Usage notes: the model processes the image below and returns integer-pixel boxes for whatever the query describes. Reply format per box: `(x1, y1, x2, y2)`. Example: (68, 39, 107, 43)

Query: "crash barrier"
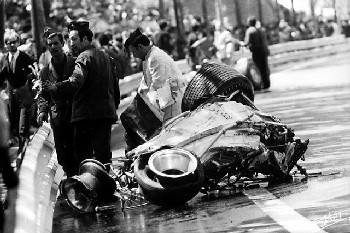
(5, 123, 64, 233)
(120, 35, 350, 105)
(268, 35, 350, 69)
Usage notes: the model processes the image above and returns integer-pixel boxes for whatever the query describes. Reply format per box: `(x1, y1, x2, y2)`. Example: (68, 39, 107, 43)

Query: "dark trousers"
(73, 119, 113, 170)
(8, 94, 32, 146)
(51, 110, 76, 177)
(252, 50, 269, 86)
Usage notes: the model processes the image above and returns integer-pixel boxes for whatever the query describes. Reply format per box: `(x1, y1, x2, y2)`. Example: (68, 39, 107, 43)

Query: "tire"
(245, 62, 263, 91)
(134, 156, 204, 206)
(181, 62, 254, 112)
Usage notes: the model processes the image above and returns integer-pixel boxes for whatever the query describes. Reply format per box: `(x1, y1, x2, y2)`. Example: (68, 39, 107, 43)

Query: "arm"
(36, 68, 51, 125)
(110, 57, 120, 109)
(45, 54, 89, 95)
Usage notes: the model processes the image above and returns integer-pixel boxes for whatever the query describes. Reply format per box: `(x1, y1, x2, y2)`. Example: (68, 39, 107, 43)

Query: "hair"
(47, 32, 65, 44)
(98, 33, 110, 46)
(248, 16, 257, 27)
(159, 20, 168, 30)
(77, 28, 93, 42)
(130, 34, 150, 48)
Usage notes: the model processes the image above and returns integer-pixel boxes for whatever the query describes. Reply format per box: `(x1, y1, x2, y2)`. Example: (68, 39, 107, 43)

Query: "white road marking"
(243, 188, 327, 233)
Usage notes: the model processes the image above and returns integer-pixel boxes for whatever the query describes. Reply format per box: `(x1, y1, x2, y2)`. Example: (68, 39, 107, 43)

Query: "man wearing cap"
(37, 31, 77, 177)
(0, 29, 36, 150)
(42, 21, 120, 171)
(124, 28, 186, 124)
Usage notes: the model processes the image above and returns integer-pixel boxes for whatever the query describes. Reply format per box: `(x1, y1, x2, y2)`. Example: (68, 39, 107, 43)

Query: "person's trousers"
(9, 96, 32, 149)
(73, 119, 113, 171)
(252, 50, 269, 85)
(51, 116, 76, 177)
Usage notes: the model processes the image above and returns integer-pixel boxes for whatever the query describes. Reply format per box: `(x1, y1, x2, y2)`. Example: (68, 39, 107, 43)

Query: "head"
(248, 16, 257, 27)
(98, 33, 110, 47)
(4, 29, 20, 53)
(67, 21, 93, 56)
(46, 32, 65, 60)
(159, 20, 168, 31)
(124, 28, 151, 60)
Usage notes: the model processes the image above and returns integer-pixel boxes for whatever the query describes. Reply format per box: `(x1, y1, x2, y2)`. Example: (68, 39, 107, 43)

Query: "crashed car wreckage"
(60, 62, 309, 212)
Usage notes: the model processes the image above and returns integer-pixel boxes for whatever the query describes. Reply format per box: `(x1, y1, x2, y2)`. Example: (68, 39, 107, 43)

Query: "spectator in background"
(0, 29, 36, 151)
(37, 31, 77, 177)
(38, 27, 54, 70)
(42, 21, 120, 172)
(155, 20, 174, 56)
(215, 27, 243, 64)
(244, 16, 270, 89)
(341, 19, 350, 38)
(0, 96, 18, 233)
(99, 33, 125, 80)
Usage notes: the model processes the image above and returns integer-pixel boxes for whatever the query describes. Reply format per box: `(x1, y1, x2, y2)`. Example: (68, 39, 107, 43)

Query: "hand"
(37, 112, 48, 126)
(41, 80, 57, 92)
(28, 62, 39, 77)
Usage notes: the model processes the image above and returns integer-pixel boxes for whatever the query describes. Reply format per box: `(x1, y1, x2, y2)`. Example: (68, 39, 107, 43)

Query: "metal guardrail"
(4, 123, 64, 233)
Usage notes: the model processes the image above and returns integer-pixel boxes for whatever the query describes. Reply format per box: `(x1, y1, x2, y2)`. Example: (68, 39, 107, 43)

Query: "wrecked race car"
(122, 62, 309, 207)
(60, 62, 309, 212)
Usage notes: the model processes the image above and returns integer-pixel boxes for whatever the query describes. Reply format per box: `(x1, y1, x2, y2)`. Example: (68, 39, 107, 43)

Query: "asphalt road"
(53, 52, 350, 233)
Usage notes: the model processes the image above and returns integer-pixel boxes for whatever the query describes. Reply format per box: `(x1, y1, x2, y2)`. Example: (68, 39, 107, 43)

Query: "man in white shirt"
(124, 28, 186, 124)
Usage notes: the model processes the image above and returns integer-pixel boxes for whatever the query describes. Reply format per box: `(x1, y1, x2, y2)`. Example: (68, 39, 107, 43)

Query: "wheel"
(246, 62, 263, 91)
(134, 150, 204, 206)
(181, 62, 254, 112)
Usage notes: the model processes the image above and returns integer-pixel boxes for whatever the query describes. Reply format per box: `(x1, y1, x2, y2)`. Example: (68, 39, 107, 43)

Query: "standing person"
(98, 33, 125, 80)
(155, 20, 174, 56)
(121, 28, 186, 151)
(37, 31, 77, 177)
(0, 29, 36, 151)
(42, 21, 120, 172)
(244, 16, 270, 89)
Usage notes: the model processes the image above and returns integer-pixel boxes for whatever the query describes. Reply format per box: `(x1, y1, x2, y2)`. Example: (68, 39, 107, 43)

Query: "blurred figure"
(38, 27, 54, 70)
(98, 33, 126, 79)
(215, 27, 243, 64)
(42, 21, 120, 172)
(244, 16, 270, 89)
(37, 31, 77, 177)
(341, 19, 350, 38)
(0, 95, 18, 233)
(155, 20, 174, 55)
(0, 29, 36, 151)
(17, 38, 37, 61)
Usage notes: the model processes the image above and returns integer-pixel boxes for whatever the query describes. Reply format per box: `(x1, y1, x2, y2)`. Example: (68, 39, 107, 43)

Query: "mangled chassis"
(128, 97, 309, 206)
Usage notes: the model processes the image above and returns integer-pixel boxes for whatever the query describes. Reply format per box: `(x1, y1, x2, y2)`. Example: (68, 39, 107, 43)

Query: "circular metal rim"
(148, 148, 198, 179)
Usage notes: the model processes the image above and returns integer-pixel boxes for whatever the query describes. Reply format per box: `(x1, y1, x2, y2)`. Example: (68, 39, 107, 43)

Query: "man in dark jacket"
(0, 29, 35, 150)
(37, 31, 77, 176)
(244, 16, 270, 89)
(43, 21, 120, 171)
(155, 20, 174, 55)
